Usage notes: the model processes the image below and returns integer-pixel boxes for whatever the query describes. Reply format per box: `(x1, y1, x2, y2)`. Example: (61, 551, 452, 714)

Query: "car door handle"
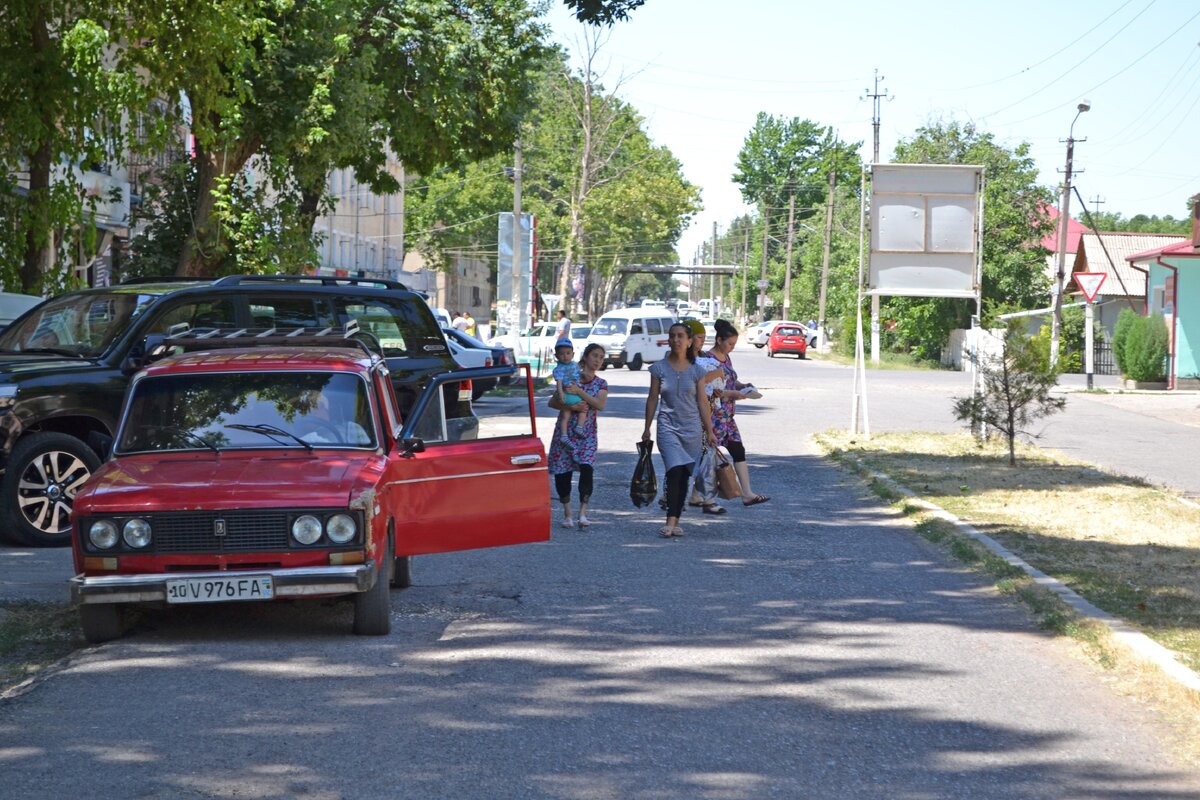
(510, 454, 542, 466)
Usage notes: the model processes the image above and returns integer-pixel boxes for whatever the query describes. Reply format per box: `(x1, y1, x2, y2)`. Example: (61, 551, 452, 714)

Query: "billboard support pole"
(851, 166, 870, 437)
(870, 295, 880, 363)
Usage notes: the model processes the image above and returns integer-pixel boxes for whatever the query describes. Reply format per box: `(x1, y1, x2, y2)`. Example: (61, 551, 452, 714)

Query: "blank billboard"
(869, 164, 982, 298)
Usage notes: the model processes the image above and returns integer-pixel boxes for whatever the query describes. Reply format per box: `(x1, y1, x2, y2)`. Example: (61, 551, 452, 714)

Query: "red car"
(767, 323, 808, 359)
(69, 329, 550, 642)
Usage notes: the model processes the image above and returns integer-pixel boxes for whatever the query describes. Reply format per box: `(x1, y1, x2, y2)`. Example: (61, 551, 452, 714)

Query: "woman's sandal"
(742, 494, 770, 507)
(658, 525, 684, 538)
(702, 504, 727, 515)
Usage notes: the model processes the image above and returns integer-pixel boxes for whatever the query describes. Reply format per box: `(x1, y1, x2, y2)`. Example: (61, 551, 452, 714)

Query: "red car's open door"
(387, 365, 550, 556)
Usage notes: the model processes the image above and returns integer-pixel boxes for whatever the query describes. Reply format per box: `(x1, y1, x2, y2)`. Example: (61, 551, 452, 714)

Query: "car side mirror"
(399, 437, 426, 458)
(121, 333, 168, 373)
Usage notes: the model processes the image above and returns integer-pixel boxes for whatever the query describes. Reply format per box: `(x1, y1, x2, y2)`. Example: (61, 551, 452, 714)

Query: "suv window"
(250, 298, 336, 329)
(335, 298, 443, 357)
(645, 318, 662, 335)
(146, 299, 238, 334)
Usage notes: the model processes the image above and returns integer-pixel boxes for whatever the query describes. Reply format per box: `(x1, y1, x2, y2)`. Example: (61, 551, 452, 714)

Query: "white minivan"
(587, 307, 677, 370)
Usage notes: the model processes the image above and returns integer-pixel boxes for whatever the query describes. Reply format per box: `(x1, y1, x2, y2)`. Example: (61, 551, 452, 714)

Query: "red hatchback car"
(69, 330, 550, 642)
(767, 323, 808, 359)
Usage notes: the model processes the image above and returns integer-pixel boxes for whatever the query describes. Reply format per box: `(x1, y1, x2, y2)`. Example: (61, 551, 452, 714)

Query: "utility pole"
(1050, 101, 1090, 368)
(1090, 194, 1106, 217)
(512, 139, 523, 331)
(758, 206, 770, 324)
(740, 223, 749, 326)
(864, 69, 891, 164)
(397, 162, 406, 278)
(782, 193, 796, 321)
(711, 221, 718, 311)
(818, 166, 836, 350)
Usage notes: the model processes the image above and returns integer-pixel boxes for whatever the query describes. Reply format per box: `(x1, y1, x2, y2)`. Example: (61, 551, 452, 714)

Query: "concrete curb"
(844, 457, 1200, 698)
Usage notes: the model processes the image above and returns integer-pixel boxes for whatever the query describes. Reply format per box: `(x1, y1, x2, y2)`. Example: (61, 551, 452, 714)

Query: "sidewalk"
(0, 546, 73, 604)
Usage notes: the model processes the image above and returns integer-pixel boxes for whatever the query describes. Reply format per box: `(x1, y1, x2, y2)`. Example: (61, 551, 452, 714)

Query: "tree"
(404, 49, 699, 320)
(953, 327, 1066, 466)
(886, 120, 1056, 359)
(563, 0, 647, 24)
(121, 0, 547, 277)
(1085, 210, 1191, 235)
(733, 115, 860, 320)
(0, 1, 145, 293)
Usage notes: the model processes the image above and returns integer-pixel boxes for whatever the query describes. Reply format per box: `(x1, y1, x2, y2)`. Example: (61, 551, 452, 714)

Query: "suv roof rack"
(211, 274, 409, 291)
(118, 276, 214, 285)
(160, 321, 381, 360)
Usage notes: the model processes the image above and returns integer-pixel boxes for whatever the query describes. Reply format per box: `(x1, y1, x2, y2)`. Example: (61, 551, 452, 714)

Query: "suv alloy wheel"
(2, 432, 101, 547)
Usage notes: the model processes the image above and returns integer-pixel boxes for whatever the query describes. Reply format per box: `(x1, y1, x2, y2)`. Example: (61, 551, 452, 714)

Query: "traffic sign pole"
(1075, 272, 1106, 390)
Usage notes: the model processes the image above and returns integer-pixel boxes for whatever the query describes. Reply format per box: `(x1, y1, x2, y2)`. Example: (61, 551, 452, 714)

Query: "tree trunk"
(175, 137, 257, 277)
(20, 142, 53, 293)
(298, 183, 324, 240)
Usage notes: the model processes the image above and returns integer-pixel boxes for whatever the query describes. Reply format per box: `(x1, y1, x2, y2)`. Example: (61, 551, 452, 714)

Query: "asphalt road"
(2, 351, 1199, 798)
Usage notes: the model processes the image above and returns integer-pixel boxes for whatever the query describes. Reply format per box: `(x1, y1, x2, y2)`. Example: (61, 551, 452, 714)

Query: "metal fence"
(1092, 339, 1118, 375)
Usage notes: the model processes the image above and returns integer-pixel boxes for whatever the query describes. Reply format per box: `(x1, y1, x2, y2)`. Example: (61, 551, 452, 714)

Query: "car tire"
(754, 343, 764, 349)
(354, 540, 393, 635)
(2, 432, 102, 547)
(391, 554, 413, 589)
(628, 354, 643, 371)
(768, 350, 775, 358)
(79, 604, 124, 644)
(798, 351, 807, 359)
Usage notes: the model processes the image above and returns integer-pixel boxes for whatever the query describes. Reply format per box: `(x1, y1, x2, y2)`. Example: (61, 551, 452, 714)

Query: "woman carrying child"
(547, 343, 608, 528)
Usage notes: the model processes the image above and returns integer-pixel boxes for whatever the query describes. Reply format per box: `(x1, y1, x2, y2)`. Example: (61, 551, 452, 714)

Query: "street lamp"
(1049, 100, 1090, 368)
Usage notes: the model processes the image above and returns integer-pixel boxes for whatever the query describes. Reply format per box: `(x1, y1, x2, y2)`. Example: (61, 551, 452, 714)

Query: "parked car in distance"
(749, 320, 814, 348)
(489, 322, 559, 364)
(0, 292, 43, 332)
(587, 307, 675, 370)
(443, 326, 516, 399)
(569, 323, 592, 344)
(0, 274, 473, 548)
(675, 300, 693, 316)
(69, 329, 549, 643)
(767, 323, 808, 359)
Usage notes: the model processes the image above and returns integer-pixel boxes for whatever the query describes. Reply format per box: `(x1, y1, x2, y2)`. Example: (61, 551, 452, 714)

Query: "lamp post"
(1049, 100, 1090, 368)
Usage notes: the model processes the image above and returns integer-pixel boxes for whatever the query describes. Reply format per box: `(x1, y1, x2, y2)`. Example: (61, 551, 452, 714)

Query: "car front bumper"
(70, 562, 378, 605)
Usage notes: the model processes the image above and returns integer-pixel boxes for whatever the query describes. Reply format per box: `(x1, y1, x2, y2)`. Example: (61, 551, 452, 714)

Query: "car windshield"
(0, 289, 162, 358)
(117, 371, 376, 453)
(571, 325, 591, 339)
(591, 318, 627, 335)
(777, 327, 802, 336)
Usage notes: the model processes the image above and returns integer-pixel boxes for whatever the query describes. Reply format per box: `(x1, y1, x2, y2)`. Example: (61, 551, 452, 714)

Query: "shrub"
(1112, 308, 1138, 376)
(1123, 313, 1169, 382)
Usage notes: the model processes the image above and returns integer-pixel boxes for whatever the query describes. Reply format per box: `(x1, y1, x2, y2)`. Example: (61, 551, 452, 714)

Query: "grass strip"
(0, 601, 83, 695)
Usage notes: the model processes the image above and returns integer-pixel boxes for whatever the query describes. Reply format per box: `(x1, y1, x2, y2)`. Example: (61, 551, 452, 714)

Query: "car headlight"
(291, 514, 322, 545)
(89, 520, 119, 549)
(122, 518, 152, 548)
(326, 513, 357, 544)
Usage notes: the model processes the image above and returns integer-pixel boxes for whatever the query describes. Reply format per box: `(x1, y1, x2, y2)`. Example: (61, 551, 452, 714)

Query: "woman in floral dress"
(547, 343, 608, 528)
(706, 319, 769, 506)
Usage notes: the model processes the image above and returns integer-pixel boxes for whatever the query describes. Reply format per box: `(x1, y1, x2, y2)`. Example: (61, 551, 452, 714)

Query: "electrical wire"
(983, 0, 1158, 120)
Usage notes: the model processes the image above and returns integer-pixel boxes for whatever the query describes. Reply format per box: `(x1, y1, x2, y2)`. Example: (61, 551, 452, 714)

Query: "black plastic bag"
(630, 439, 658, 507)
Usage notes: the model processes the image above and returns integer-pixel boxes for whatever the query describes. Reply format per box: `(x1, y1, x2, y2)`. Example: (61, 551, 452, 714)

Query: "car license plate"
(165, 575, 274, 604)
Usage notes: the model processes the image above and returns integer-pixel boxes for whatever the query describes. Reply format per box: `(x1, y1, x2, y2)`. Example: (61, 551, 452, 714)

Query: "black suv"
(0, 275, 473, 547)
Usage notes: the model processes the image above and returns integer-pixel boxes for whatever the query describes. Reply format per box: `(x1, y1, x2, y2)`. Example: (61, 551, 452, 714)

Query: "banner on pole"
(869, 164, 983, 299)
(497, 213, 534, 331)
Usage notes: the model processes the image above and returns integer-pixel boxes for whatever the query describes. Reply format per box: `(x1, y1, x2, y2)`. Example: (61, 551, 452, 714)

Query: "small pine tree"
(953, 327, 1067, 466)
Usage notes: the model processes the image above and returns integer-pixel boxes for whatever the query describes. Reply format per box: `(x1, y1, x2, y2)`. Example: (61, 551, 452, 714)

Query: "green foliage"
(1084, 210, 1192, 235)
(953, 327, 1066, 466)
(563, 0, 647, 24)
(1122, 313, 1169, 382)
(885, 120, 1055, 355)
(1028, 305, 1083, 374)
(1112, 308, 1138, 376)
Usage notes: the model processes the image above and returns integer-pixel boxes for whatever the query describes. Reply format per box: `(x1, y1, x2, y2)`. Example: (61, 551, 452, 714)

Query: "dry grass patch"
(816, 430, 1200, 675)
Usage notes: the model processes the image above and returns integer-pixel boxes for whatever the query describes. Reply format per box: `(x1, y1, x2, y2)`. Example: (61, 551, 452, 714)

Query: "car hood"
(76, 452, 385, 514)
(0, 353, 101, 378)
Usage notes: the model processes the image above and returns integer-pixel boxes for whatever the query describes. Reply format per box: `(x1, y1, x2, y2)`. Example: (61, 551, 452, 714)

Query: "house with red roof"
(1127, 197, 1200, 389)
(1068, 232, 1185, 339)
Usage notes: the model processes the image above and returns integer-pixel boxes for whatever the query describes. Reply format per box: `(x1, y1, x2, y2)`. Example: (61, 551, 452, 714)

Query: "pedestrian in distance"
(706, 319, 769, 506)
(555, 308, 571, 341)
(547, 343, 608, 528)
(452, 311, 470, 333)
(552, 339, 588, 443)
(642, 321, 717, 538)
(464, 310, 477, 338)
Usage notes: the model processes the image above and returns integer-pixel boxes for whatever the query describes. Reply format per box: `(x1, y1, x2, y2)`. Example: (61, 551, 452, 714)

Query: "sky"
(541, 0, 1200, 265)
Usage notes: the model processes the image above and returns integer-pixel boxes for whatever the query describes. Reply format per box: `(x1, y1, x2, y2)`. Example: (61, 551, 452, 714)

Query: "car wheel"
(2, 432, 101, 547)
(798, 351, 807, 359)
(768, 349, 775, 358)
(628, 354, 643, 371)
(354, 539, 393, 635)
(754, 343, 764, 349)
(79, 604, 124, 644)
(392, 554, 413, 589)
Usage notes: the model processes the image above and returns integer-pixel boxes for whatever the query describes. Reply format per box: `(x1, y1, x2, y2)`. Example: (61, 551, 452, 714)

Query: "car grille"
(150, 510, 293, 554)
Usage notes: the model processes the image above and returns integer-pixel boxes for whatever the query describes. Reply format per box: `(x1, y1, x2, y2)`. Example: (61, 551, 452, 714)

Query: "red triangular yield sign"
(1075, 272, 1107, 303)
